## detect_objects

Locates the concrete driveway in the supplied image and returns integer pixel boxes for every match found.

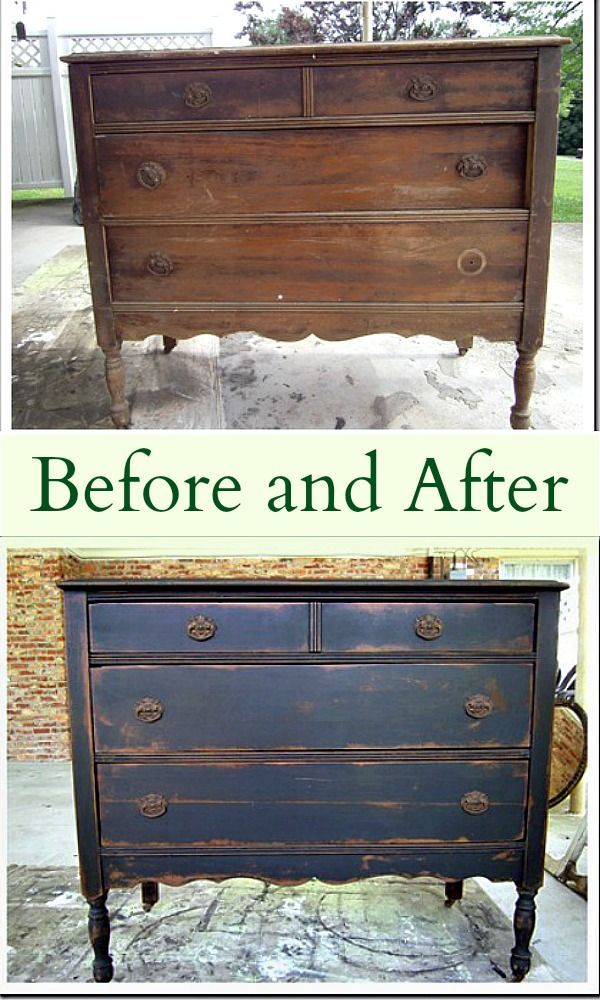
[11,201,583,430]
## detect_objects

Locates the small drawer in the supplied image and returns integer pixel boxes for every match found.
[97,758,528,847]
[106,220,528,304]
[88,601,309,654]
[314,60,535,116]
[96,124,528,218]
[321,602,535,654]
[92,67,302,124]
[91,661,532,753]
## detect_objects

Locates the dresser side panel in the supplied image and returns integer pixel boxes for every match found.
[520,45,563,352]
[68,64,115,350]
[522,590,563,889]
[63,589,104,900]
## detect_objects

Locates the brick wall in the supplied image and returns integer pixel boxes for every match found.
[7,549,498,760]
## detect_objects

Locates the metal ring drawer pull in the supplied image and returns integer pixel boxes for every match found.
[136,161,167,189]
[456,154,488,179]
[187,614,217,642]
[461,790,490,815]
[138,793,168,818]
[414,614,444,640]
[147,252,174,277]
[134,697,164,723]
[405,75,438,101]
[464,694,493,718]
[183,81,212,109]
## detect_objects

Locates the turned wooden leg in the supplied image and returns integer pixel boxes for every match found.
[102,343,130,429]
[510,887,537,981]
[456,336,473,357]
[88,894,114,983]
[444,880,463,907]
[510,344,538,430]
[141,880,160,912]
[163,335,177,354]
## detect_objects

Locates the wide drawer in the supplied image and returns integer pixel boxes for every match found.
[88,601,309,653]
[314,60,535,116]
[92,67,302,123]
[97,758,528,846]
[106,221,527,304]
[91,661,532,752]
[321,602,535,654]
[96,124,528,217]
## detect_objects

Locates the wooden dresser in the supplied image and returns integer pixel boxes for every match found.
[60,578,566,982]
[64,38,567,430]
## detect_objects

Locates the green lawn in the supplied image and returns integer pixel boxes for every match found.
[553,155,583,222]
[12,187,65,203]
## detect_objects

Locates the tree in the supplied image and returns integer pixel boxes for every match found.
[234,2,513,45]
[498,2,582,117]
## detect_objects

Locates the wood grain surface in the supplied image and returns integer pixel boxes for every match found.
[106,220,528,304]
[313,60,535,115]
[96,125,528,217]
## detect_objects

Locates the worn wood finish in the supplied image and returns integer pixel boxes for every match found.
[444,879,463,907]
[89,600,309,653]
[64,39,567,429]
[97,758,529,847]
[141,880,160,912]
[91,660,533,753]
[321,601,534,654]
[61,578,567,981]
[313,60,535,116]
[106,221,527,305]
[96,126,528,217]
[88,895,113,983]
[102,845,524,888]
[112,307,524,345]
[92,67,302,123]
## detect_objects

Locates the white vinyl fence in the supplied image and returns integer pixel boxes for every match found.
[12,19,212,196]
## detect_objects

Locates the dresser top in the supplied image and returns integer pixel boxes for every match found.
[58,578,568,592]
[62,36,570,65]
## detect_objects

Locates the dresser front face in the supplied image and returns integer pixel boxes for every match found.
[61,581,562,898]
[67,41,563,356]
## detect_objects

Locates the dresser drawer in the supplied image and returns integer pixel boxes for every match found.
[314,60,535,116]
[322,602,535,654]
[92,67,302,124]
[97,124,528,218]
[106,221,527,304]
[97,758,528,846]
[91,661,532,753]
[88,602,309,654]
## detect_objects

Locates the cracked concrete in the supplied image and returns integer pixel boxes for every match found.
[7,866,557,984]
[11,203,583,430]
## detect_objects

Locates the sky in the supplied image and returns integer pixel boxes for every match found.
[10,0,287,45]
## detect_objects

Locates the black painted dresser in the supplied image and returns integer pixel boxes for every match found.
[60,578,566,982]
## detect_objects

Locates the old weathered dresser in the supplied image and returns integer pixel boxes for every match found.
[60,578,566,982]
[64,38,567,430]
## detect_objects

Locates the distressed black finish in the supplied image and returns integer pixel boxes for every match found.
[60,578,566,982]
[88,895,113,983]
[97,757,528,846]
[91,660,533,752]
[89,600,309,653]
[321,600,535,653]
